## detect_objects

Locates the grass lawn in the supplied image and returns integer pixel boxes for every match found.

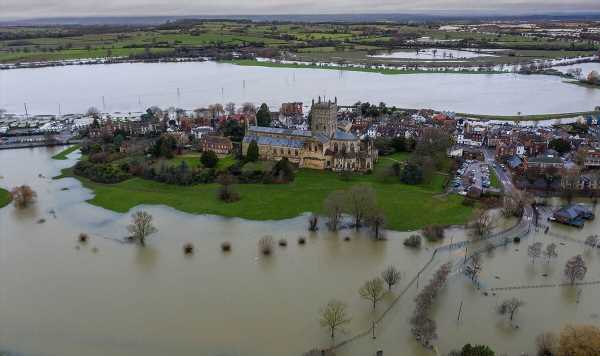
[164,154,237,171]
[0,188,11,208]
[52,144,81,160]
[61,154,473,231]
[489,167,502,189]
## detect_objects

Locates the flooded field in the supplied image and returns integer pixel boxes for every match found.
[370,48,496,60]
[3,61,600,116]
[1,147,599,356]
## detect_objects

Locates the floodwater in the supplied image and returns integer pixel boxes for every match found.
[2,61,600,116]
[370,48,496,60]
[1,147,600,356]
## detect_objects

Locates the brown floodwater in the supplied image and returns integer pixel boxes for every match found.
[1,147,599,356]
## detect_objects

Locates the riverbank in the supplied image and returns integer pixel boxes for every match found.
[51,144,81,160]
[0,188,11,208]
[564,80,600,90]
[56,158,473,231]
[223,59,503,75]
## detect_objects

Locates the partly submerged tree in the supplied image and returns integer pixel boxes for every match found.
[358,277,385,310]
[564,255,587,285]
[324,190,346,231]
[381,265,401,291]
[127,210,158,246]
[497,297,525,323]
[558,324,600,356]
[319,299,351,339]
[10,185,37,209]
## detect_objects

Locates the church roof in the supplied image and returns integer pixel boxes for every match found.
[248,126,312,138]
[333,130,357,141]
[243,135,305,149]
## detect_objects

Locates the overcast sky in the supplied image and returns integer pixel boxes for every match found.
[3,0,600,19]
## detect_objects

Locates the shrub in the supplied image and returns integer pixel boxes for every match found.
[183,243,194,255]
[259,236,274,255]
[278,238,288,247]
[513,236,521,244]
[404,234,422,248]
[422,225,445,242]
[221,241,231,252]
[343,236,351,242]
[78,233,89,243]
[298,236,306,245]
[200,150,219,168]
[10,185,37,208]
[217,184,240,203]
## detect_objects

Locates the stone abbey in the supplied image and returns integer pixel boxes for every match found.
[242,97,377,171]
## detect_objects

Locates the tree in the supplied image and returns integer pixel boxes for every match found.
[381,265,401,291]
[358,277,385,310]
[127,210,158,245]
[221,119,245,142]
[558,324,600,356]
[544,243,558,263]
[502,190,532,218]
[497,297,525,322]
[549,138,571,155]
[584,235,598,249]
[10,185,37,209]
[400,160,424,185]
[536,332,558,356]
[241,102,256,114]
[466,253,482,282]
[470,209,493,240]
[225,102,236,115]
[256,103,272,127]
[308,214,319,232]
[200,150,219,168]
[564,255,587,285]
[319,299,351,339]
[453,344,495,356]
[528,242,543,264]
[86,106,101,118]
[366,207,386,240]
[324,190,346,231]
[217,174,240,203]
[344,184,377,229]
[586,70,600,85]
[246,139,259,162]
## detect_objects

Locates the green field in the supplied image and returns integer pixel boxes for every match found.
[52,144,81,160]
[489,167,502,189]
[60,154,473,231]
[0,188,11,208]
[1,20,595,67]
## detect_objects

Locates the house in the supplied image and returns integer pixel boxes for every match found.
[584,149,600,168]
[525,153,564,171]
[191,126,215,139]
[200,135,233,156]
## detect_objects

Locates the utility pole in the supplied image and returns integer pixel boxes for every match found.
[102,96,106,112]
[24,103,29,119]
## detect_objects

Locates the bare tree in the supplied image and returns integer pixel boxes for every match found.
[497,297,525,322]
[544,243,558,263]
[345,184,377,229]
[381,265,401,291]
[536,332,558,356]
[10,185,37,209]
[86,106,101,118]
[127,210,158,245]
[241,102,257,114]
[584,235,598,249]
[502,190,532,218]
[308,214,319,232]
[465,253,482,282]
[319,299,351,339]
[528,242,543,264]
[558,324,600,355]
[324,190,345,231]
[470,209,493,239]
[225,102,236,116]
[358,277,385,310]
[564,255,587,285]
[366,207,386,240]
[258,236,275,256]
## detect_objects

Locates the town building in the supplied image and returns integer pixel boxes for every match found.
[242,97,377,172]
[200,135,233,156]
